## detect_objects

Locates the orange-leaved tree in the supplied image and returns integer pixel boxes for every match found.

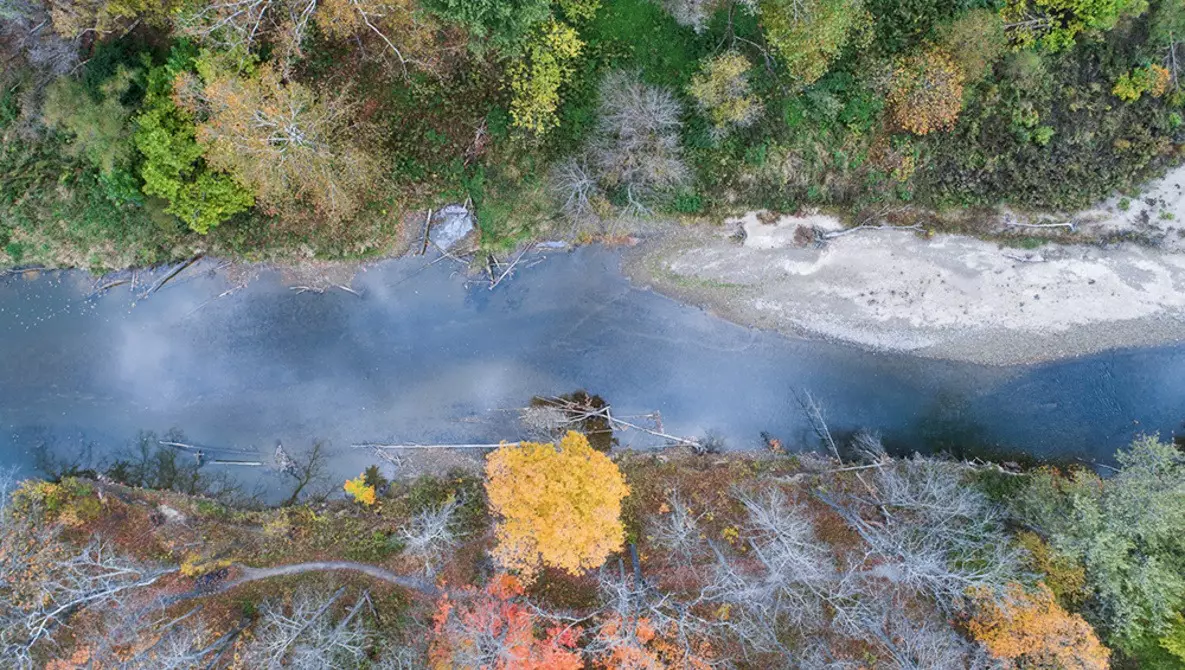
[886,47,966,136]
[485,431,630,579]
[967,583,1110,670]
[429,573,582,669]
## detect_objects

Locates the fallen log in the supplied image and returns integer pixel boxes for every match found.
[823,224,923,239]
[530,397,701,448]
[92,278,130,295]
[182,285,244,319]
[2,266,46,276]
[144,254,204,298]
[160,440,255,455]
[1002,252,1046,263]
[352,442,516,450]
[419,208,433,255]
[1005,220,1076,231]
[155,561,440,610]
[489,247,530,290]
[606,412,701,448]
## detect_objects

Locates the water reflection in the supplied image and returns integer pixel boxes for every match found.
[1,247,1181,492]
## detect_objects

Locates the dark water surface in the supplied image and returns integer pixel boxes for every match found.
[1,247,1181,486]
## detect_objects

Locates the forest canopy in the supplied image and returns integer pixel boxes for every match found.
[0,0,1183,269]
[3,429,1184,668]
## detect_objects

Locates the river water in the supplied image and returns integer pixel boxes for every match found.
[1,247,1181,488]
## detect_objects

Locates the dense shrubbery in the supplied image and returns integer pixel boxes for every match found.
[0,0,1182,269]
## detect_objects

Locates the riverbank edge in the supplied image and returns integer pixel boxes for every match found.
[9,181,1185,368]
[11,225,1182,369]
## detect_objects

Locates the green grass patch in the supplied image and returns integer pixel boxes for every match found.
[463,160,554,253]
[583,0,705,89]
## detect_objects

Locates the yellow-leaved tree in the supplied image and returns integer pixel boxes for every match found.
[508,18,584,135]
[343,473,377,506]
[485,431,629,579]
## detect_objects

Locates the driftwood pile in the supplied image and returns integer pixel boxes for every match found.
[353,396,706,453]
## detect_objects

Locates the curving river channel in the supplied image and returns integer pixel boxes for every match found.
[1,247,1182,489]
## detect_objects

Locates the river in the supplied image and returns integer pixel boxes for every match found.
[1,247,1181,491]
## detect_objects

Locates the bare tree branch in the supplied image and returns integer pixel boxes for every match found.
[398,497,461,576]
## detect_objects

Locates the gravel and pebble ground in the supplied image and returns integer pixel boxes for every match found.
[626,170,1185,366]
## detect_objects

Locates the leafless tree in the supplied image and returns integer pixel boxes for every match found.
[279,441,331,506]
[658,0,722,32]
[549,155,602,223]
[398,497,461,575]
[795,641,866,670]
[372,641,429,669]
[658,0,757,33]
[20,32,75,75]
[1163,32,1182,91]
[241,586,373,669]
[146,618,224,669]
[0,0,79,134]
[587,569,665,665]
[176,0,319,61]
[818,457,1025,609]
[649,490,706,567]
[847,428,887,464]
[685,456,1023,663]
[176,0,420,73]
[589,561,721,668]
[740,488,834,585]
[72,603,244,669]
[0,529,178,669]
[0,505,47,667]
[0,0,36,21]
[592,70,690,215]
[706,487,836,653]
[842,594,987,670]
[0,466,18,517]
[28,540,177,645]
[1,2,72,57]
[796,389,840,460]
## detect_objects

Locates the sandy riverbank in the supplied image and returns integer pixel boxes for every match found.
[626,174,1185,366]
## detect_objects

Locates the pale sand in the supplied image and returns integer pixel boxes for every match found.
[627,170,1185,366]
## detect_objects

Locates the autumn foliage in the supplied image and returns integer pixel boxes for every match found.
[887,48,966,136]
[1112,64,1172,102]
[508,18,584,134]
[687,50,762,137]
[968,583,1111,670]
[1015,531,1087,607]
[593,614,715,669]
[485,432,630,578]
[760,0,867,85]
[187,63,380,223]
[429,573,582,669]
[343,473,377,505]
